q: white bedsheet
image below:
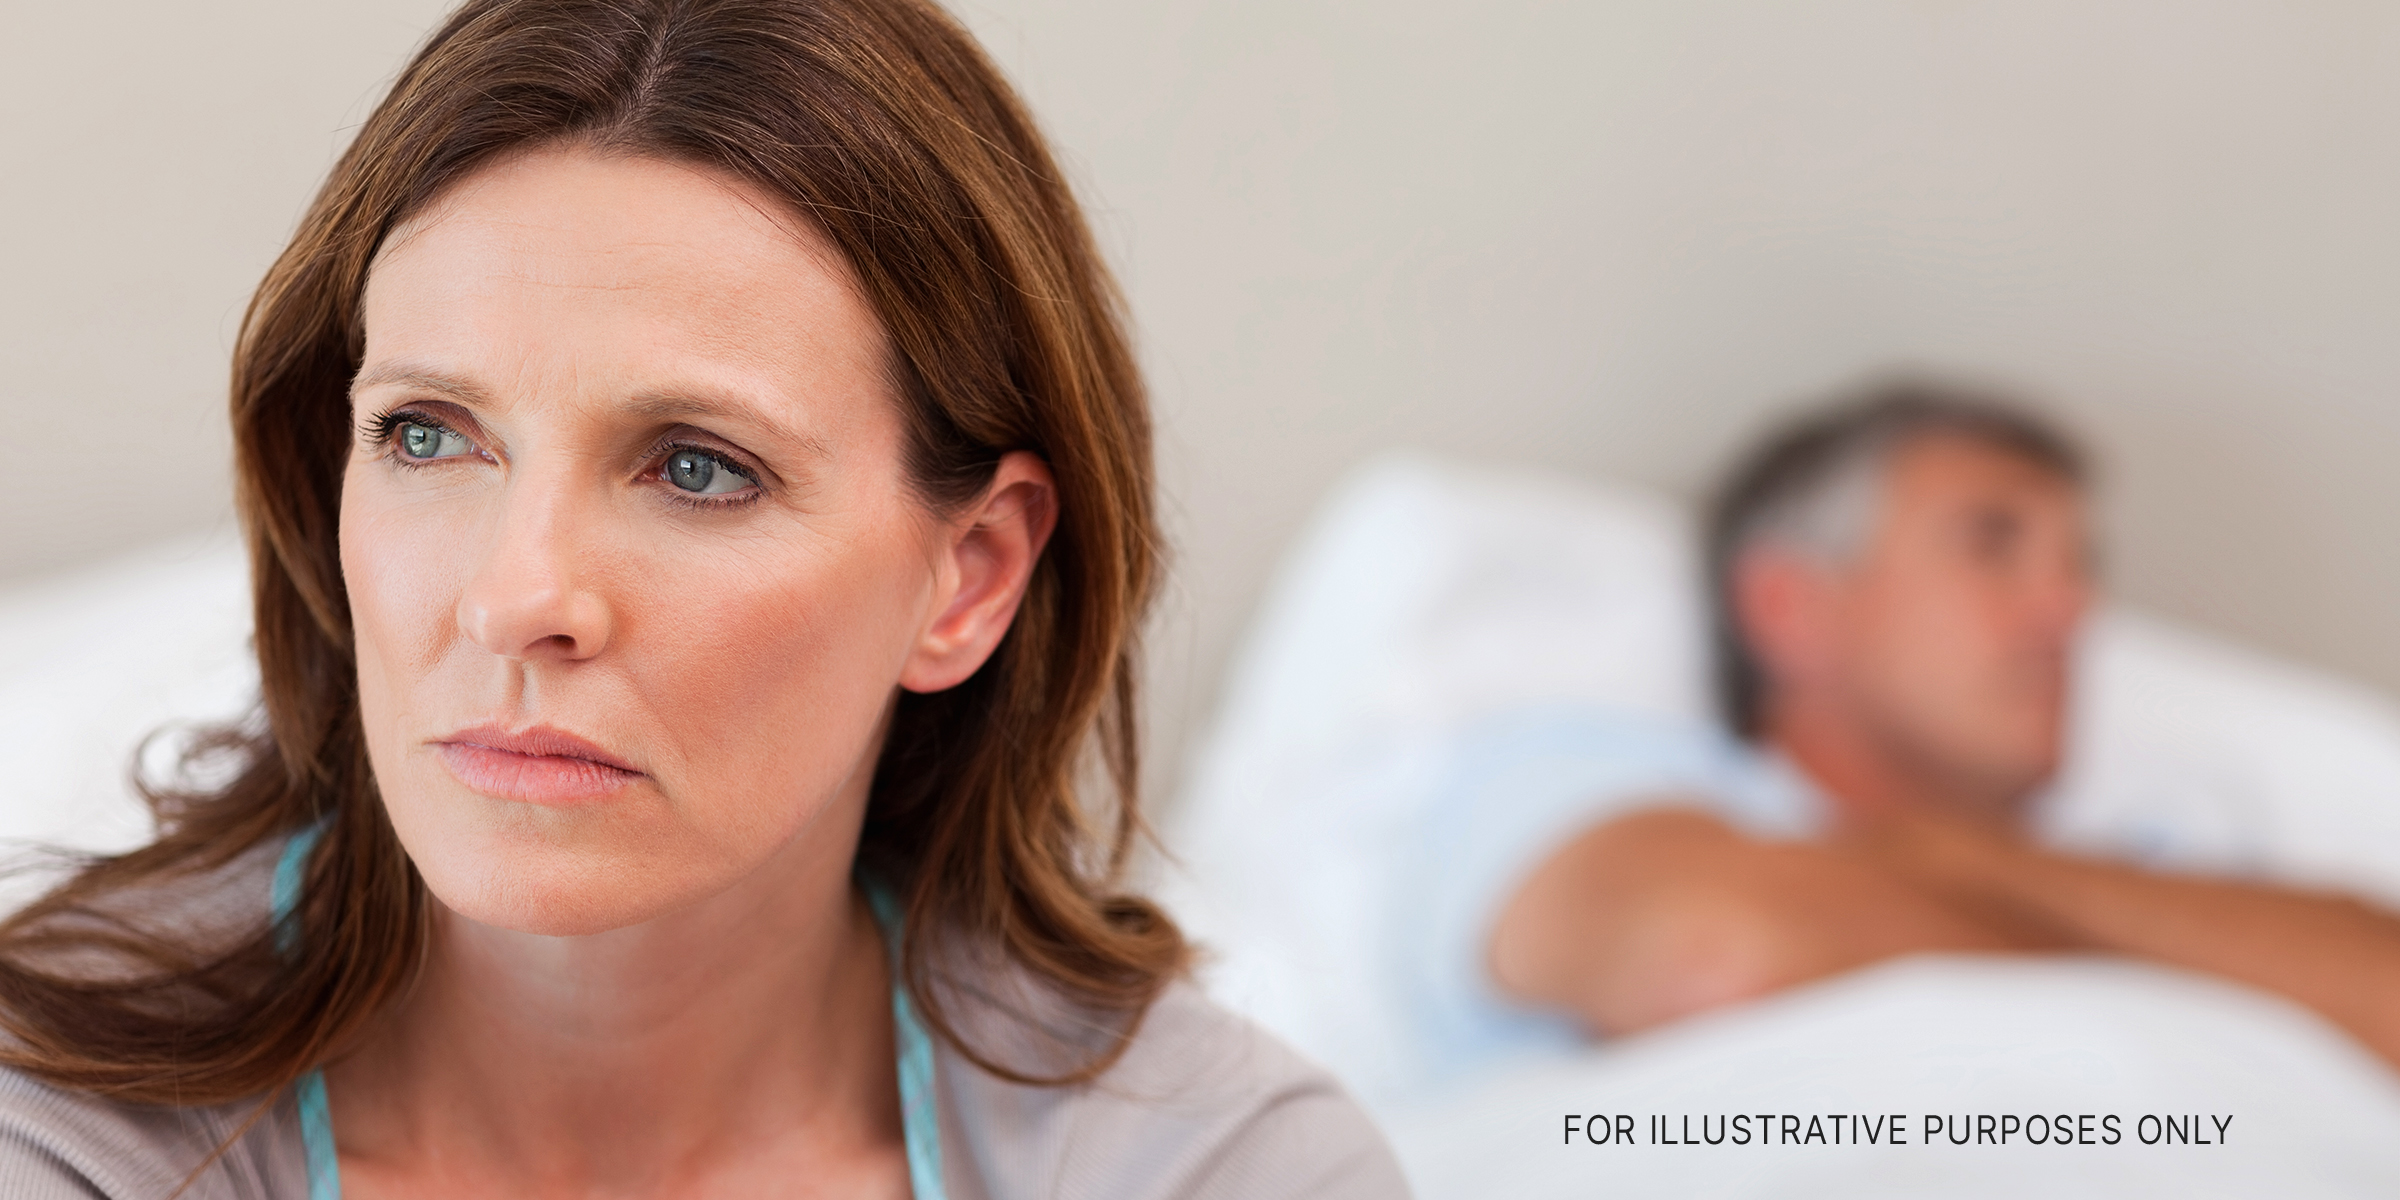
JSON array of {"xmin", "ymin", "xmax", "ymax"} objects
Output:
[{"xmin": 1390, "ymin": 956, "xmax": 2400, "ymax": 1199}]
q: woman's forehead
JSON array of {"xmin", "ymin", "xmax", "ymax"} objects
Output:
[
  {"xmin": 358, "ymin": 148, "xmax": 891, "ymax": 422},
  {"xmin": 382, "ymin": 146, "xmax": 839, "ymax": 275}
]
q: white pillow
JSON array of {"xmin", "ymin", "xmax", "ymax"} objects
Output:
[
  {"xmin": 0, "ymin": 531, "xmax": 255, "ymax": 866},
  {"xmin": 2047, "ymin": 613, "xmax": 2400, "ymax": 905}
]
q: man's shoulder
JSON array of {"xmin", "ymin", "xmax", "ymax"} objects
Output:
[
  {"xmin": 938, "ymin": 976, "xmax": 1410, "ymax": 1199},
  {"xmin": 0, "ymin": 1067, "xmax": 302, "ymax": 1199}
]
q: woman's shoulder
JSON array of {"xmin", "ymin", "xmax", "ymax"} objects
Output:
[
  {"xmin": 936, "ymin": 976, "xmax": 1412, "ymax": 1199},
  {"xmin": 0, "ymin": 1066, "xmax": 304, "ymax": 1198}
]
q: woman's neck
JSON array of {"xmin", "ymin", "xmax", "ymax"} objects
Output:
[{"xmin": 323, "ymin": 842, "xmax": 908, "ymax": 1198}]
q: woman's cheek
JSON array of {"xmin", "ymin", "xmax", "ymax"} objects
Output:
[
  {"xmin": 647, "ymin": 527, "xmax": 925, "ymax": 819},
  {"xmin": 343, "ymin": 468, "xmax": 476, "ymax": 680},
  {"xmin": 341, "ymin": 464, "xmax": 489, "ymax": 822},
  {"xmin": 650, "ymin": 573, "xmax": 872, "ymax": 768}
]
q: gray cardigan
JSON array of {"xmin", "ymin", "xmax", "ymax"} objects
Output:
[{"xmin": 0, "ymin": 975, "xmax": 1408, "ymax": 1198}]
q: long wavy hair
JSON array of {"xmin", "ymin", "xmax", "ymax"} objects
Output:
[{"xmin": 0, "ymin": 0, "xmax": 1183, "ymax": 1103}]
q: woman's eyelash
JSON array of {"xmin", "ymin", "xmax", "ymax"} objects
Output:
[
  {"xmin": 362, "ymin": 407, "xmax": 462, "ymax": 455},
  {"xmin": 360, "ymin": 411, "xmax": 764, "ymax": 507},
  {"xmin": 653, "ymin": 443, "xmax": 767, "ymax": 508},
  {"xmin": 361, "ymin": 408, "xmax": 404, "ymax": 446},
  {"xmin": 663, "ymin": 445, "xmax": 755, "ymax": 477}
]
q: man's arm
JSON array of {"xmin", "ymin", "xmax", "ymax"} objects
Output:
[
  {"xmin": 1851, "ymin": 810, "xmax": 2400, "ymax": 1069},
  {"xmin": 1486, "ymin": 803, "xmax": 2064, "ymax": 1035}
]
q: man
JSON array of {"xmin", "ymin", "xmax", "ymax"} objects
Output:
[{"xmin": 1481, "ymin": 382, "xmax": 2400, "ymax": 1065}]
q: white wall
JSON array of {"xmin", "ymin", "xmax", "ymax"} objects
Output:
[{"xmin": 8, "ymin": 0, "xmax": 2400, "ymax": 797}]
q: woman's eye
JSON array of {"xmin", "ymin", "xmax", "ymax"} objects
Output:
[
  {"xmin": 663, "ymin": 448, "xmax": 755, "ymax": 496},
  {"xmin": 396, "ymin": 420, "xmax": 474, "ymax": 460}
]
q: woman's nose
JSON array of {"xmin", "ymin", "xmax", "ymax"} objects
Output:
[{"xmin": 455, "ymin": 486, "xmax": 614, "ymax": 662}]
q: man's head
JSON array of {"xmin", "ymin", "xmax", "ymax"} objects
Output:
[{"xmin": 1704, "ymin": 381, "xmax": 2093, "ymax": 817}]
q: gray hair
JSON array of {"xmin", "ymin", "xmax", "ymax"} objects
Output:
[{"xmin": 1702, "ymin": 378, "xmax": 2088, "ymax": 739}]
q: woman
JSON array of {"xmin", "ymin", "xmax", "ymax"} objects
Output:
[{"xmin": 0, "ymin": 1, "xmax": 1405, "ymax": 1196}]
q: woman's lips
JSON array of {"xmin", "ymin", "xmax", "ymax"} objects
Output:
[{"xmin": 434, "ymin": 724, "xmax": 642, "ymax": 805}]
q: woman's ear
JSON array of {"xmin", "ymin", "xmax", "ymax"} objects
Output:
[{"xmin": 899, "ymin": 450, "xmax": 1058, "ymax": 694}]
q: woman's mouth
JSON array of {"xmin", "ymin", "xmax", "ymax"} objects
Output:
[{"xmin": 434, "ymin": 724, "xmax": 643, "ymax": 805}]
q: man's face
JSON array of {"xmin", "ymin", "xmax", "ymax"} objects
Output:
[{"xmin": 1756, "ymin": 434, "xmax": 2092, "ymax": 812}]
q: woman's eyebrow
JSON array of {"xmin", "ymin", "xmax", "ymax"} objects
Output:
[
  {"xmin": 351, "ymin": 367, "xmax": 834, "ymax": 461},
  {"xmin": 626, "ymin": 393, "xmax": 833, "ymax": 461},
  {"xmin": 351, "ymin": 364, "xmax": 492, "ymax": 405}
]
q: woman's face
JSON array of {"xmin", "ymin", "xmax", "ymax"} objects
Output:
[{"xmin": 341, "ymin": 147, "xmax": 1036, "ymax": 936}]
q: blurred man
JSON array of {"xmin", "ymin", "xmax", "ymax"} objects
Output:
[{"xmin": 1482, "ymin": 383, "xmax": 2400, "ymax": 1065}]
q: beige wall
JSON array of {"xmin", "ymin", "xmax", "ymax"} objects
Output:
[
  {"xmin": 9, "ymin": 1, "xmax": 2400, "ymax": 794},
  {"xmin": 0, "ymin": 1, "xmax": 459, "ymax": 574}
]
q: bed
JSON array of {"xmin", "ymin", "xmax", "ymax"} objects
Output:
[{"xmin": 1162, "ymin": 453, "xmax": 2400, "ymax": 1197}]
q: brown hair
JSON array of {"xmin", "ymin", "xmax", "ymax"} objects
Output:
[
  {"xmin": 1703, "ymin": 376, "xmax": 2088, "ymax": 739},
  {"xmin": 0, "ymin": 0, "xmax": 1183, "ymax": 1104}
]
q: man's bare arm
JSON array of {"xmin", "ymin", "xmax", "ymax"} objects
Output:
[
  {"xmin": 1487, "ymin": 803, "xmax": 2062, "ymax": 1036},
  {"xmin": 1852, "ymin": 811, "xmax": 2400, "ymax": 1069}
]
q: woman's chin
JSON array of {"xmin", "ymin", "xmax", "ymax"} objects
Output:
[
  {"xmin": 446, "ymin": 892, "xmax": 662, "ymax": 938},
  {"xmin": 413, "ymin": 840, "xmax": 730, "ymax": 938},
  {"xmin": 446, "ymin": 887, "xmax": 706, "ymax": 938}
]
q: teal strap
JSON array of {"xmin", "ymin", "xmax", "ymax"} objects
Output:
[
  {"xmin": 276, "ymin": 831, "xmax": 942, "ymax": 1200},
  {"xmin": 866, "ymin": 883, "xmax": 948, "ymax": 1200},
  {"xmin": 296, "ymin": 1069, "xmax": 341, "ymax": 1200},
  {"xmin": 272, "ymin": 827, "xmax": 343, "ymax": 1200}
]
